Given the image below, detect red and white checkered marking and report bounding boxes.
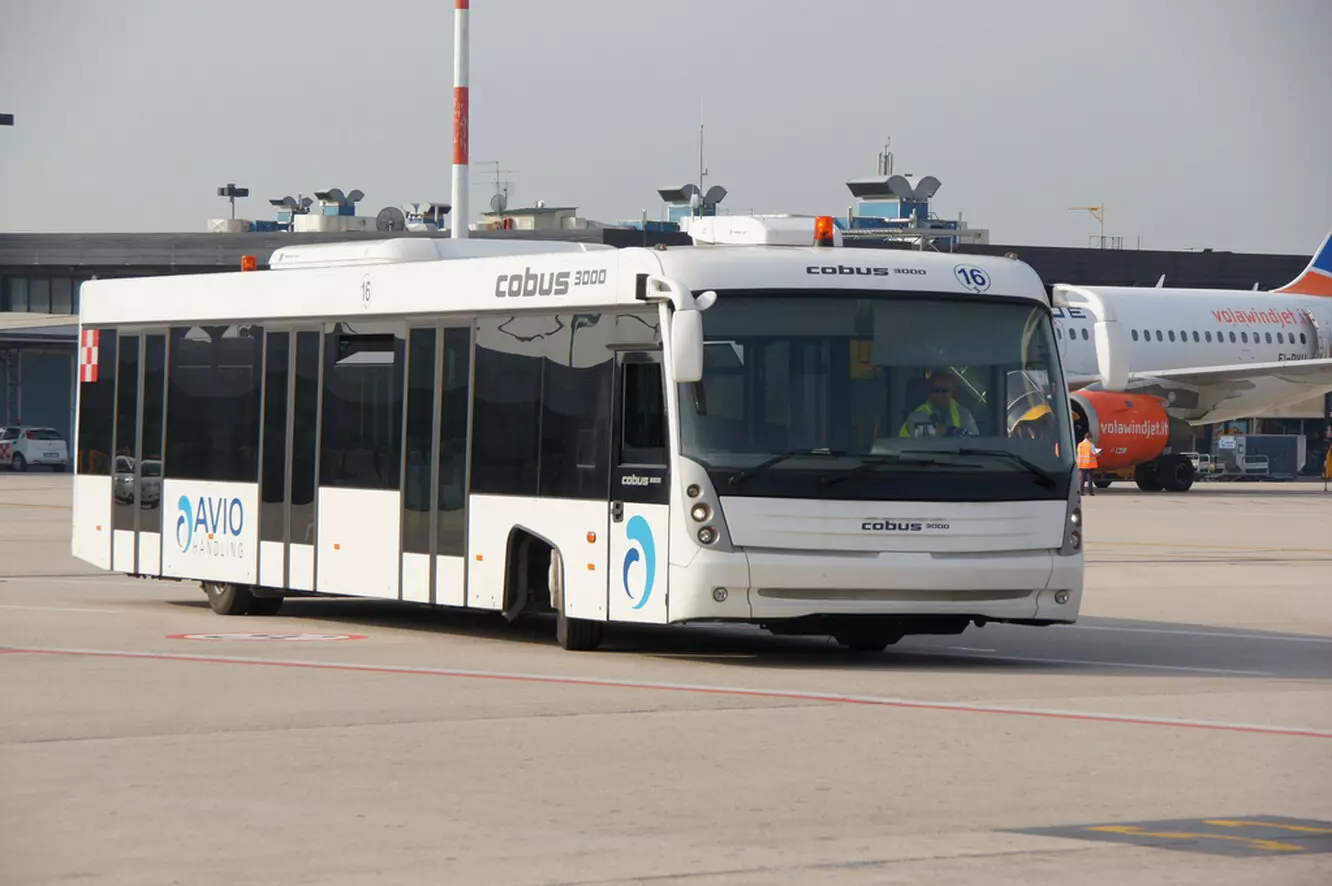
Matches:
[79,329,100,383]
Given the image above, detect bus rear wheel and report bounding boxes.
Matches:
[203,581,255,616]
[249,596,284,616]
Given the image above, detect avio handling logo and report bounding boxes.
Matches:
[175,493,246,558]
[621,515,656,610]
[176,495,194,551]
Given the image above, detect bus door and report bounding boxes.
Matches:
[110,332,167,576]
[255,329,321,592]
[607,351,670,624]
[399,323,471,607]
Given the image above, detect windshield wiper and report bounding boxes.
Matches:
[818,453,971,488]
[727,448,846,486]
[903,447,1057,489]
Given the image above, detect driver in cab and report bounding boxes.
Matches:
[898,369,979,438]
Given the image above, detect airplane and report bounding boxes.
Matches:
[1049,228,1332,492]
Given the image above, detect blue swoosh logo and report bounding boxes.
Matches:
[623,514,656,610]
[176,495,193,552]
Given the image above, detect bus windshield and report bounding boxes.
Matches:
[676,291,1074,502]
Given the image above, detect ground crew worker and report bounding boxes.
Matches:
[1077,432,1102,495]
[899,369,979,438]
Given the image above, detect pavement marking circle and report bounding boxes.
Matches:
[166,632,367,642]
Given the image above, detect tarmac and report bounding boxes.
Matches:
[1,475,1330,885]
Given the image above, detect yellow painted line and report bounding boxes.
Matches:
[1085,825,1303,852]
[1204,819,1332,835]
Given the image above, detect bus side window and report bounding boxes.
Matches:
[620,359,666,465]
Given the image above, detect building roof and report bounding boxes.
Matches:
[0,312,77,346]
[0,229,607,270]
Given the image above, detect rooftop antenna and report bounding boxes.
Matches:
[878,138,893,176]
[697,97,707,214]
[451,0,470,239]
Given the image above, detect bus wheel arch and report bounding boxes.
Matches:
[501,526,557,622]
[501,526,603,651]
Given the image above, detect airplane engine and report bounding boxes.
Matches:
[1069,391,1197,491]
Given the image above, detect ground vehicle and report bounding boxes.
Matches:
[70,217,1084,651]
[0,426,69,471]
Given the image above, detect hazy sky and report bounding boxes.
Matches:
[1,0,1328,253]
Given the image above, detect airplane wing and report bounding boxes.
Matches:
[1063,372,1101,391]
[1129,357,1332,388]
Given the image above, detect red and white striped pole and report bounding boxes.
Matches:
[451,0,469,239]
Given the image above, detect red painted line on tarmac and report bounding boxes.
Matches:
[6,644,1331,740]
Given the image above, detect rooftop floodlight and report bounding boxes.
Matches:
[216,182,250,219]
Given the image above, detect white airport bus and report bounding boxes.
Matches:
[71,216,1084,651]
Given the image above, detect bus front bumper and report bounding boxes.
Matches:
[667,547,1083,626]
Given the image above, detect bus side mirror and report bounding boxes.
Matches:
[671,310,704,384]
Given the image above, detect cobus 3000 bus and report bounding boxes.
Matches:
[71,216,1083,651]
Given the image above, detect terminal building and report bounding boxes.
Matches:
[2,178,1328,474]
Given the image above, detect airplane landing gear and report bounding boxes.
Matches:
[1136,455,1194,492]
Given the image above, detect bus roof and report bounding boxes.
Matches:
[78,222,1049,327]
[267,237,613,270]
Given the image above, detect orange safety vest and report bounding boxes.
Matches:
[1077,439,1099,469]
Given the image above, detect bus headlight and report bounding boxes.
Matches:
[690,503,711,523]
[697,526,717,545]
[1060,504,1082,555]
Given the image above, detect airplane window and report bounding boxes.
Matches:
[1265,332,1272,344]
[1081,328,1089,340]
[1192,331,1200,342]
[1206,331,1213,342]
[1229,332,1237,343]
[1056,327,1062,339]
[1131,329,1139,341]
[1180,330,1186,341]
[1156,330,1163,342]
[1241,332,1248,343]
[1301,333,1307,344]
[1168,330,1176,342]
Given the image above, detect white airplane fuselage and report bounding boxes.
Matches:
[1052,286,1332,425]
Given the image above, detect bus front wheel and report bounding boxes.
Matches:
[556,612,603,652]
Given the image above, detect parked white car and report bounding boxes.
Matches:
[0,426,69,472]
[112,456,162,507]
